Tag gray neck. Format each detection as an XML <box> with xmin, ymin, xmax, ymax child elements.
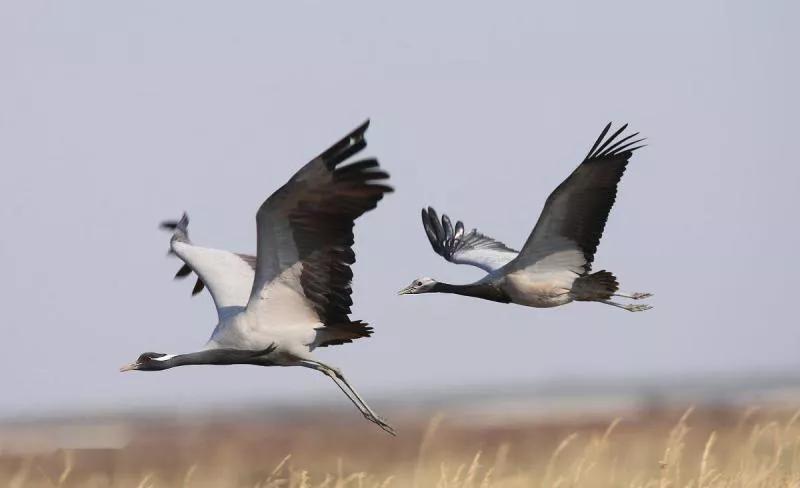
<box><xmin>431</xmin><ymin>282</ymin><xmax>510</xmax><ymax>303</ymax></box>
<box><xmin>147</xmin><ymin>347</ymin><xmax>276</xmax><ymax>370</ymax></box>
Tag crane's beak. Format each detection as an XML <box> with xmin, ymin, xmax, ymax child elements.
<box><xmin>397</xmin><ymin>285</ymin><xmax>414</xmax><ymax>295</ymax></box>
<box><xmin>119</xmin><ymin>362</ymin><xmax>139</xmax><ymax>372</ymax></box>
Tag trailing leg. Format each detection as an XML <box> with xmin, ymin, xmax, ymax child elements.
<box><xmin>600</xmin><ymin>299</ymin><xmax>652</xmax><ymax>312</ymax></box>
<box><xmin>613</xmin><ymin>291</ymin><xmax>653</xmax><ymax>300</ymax></box>
<box><xmin>300</xmin><ymin>359</ymin><xmax>396</xmax><ymax>436</ymax></box>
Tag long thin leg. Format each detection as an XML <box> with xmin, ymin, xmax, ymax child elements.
<box><xmin>324</xmin><ymin>366</ymin><xmax>397</xmax><ymax>436</ymax></box>
<box><xmin>316</xmin><ymin>362</ymin><xmax>391</xmax><ymax>429</ymax></box>
<box><xmin>300</xmin><ymin>361</ymin><xmax>364</xmax><ymax>412</ymax></box>
<box><xmin>613</xmin><ymin>291</ymin><xmax>653</xmax><ymax>300</ymax></box>
<box><xmin>300</xmin><ymin>360</ymin><xmax>396</xmax><ymax>436</ymax></box>
<box><xmin>331</xmin><ymin>370</ymin><xmax>385</xmax><ymax>424</ymax></box>
<box><xmin>600</xmin><ymin>299</ymin><xmax>652</xmax><ymax>312</ymax></box>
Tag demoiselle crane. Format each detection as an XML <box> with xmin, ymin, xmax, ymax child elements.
<box><xmin>121</xmin><ymin>121</ymin><xmax>396</xmax><ymax>435</ymax></box>
<box><xmin>399</xmin><ymin>123</ymin><xmax>652</xmax><ymax>312</ymax></box>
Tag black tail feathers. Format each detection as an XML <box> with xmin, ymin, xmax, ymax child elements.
<box><xmin>572</xmin><ymin>270</ymin><xmax>619</xmax><ymax>301</ymax></box>
<box><xmin>317</xmin><ymin>320</ymin><xmax>373</xmax><ymax>347</ymax></box>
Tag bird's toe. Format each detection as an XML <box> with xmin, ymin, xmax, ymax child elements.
<box><xmin>379</xmin><ymin>421</ymin><xmax>398</xmax><ymax>436</ymax></box>
<box><xmin>365</xmin><ymin>413</ymin><xmax>396</xmax><ymax>435</ymax></box>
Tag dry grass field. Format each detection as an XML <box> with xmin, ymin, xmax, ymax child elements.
<box><xmin>3</xmin><ymin>403</ymin><xmax>800</xmax><ymax>488</ymax></box>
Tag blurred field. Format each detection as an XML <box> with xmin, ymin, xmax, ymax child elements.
<box><xmin>3</xmin><ymin>402</ymin><xmax>800</xmax><ymax>488</ymax></box>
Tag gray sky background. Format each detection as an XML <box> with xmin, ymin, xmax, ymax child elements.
<box><xmin>1</xmin><ymin>1</ymin><xmax>798</xmax><ymax>416</ymax></box>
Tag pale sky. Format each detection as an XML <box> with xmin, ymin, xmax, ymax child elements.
<box><xmin>1</xmin><ymin>1</ymin><xmax>798</xmax><ymax>416</ymax></box>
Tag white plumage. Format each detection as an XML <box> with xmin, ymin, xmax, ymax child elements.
<box><xmin>170</xmin><ymin>238</ymin><xmax>255</xmax><ymax>321</ymax></box>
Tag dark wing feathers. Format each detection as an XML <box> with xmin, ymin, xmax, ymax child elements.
<box><xmin>160</xmin><ymin>213</ymin><xmax>190</xmax><ymax>243</ymax></box>
<box><xmin>600</xmin><ymin>131</ymin><xmax>643</xmax><ymax>156</ymax></box>
<box><xmin>191</xmin><ymin>278</ymin><xmax>205</xmax><ymax>295</ymax></box>
<box><xmin>518</xmin><ymin>122</ymin><xmax>644</xmax><ymax>271</ymax></box>
<box><xmin>421</xmin><ymin>207</ymin><xmax>518</xmax><ymax>272</ymax></box>
<box><xmin>454</xmin><ymin>220</ymin><xmax>465</xmax><ymax>240</ymax></box>
<box><xmin>584</xmin><ymin>122</ymin><xmax>646</xmax><ymax>160</ymax></box>
<box><xmin>291</xmin><ymin>157</ymin><xmax>391</xmax><ymax>345</ymax></box>
<box><xmin>315</xmin><ymin>120</ymin><xmax>369</xmax><ymax>171</ymax></box>
<box><xmin>423</xmin><ymin>207</ymin><xmax>517</xmax><ymax>257</ymax></box>
<box><xmin>249</xmin><ymin>121</ymin><xmax>391</xmax><ymax>347</ymax></box>
<box><xmin>174</xmin><ymin>264</ymin><xmax>192</xmax><ymax>278</ymax></box>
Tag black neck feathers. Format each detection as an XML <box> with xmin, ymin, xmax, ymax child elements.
<box><xmin>140</xmin><ymin>346</ymin><xmax>277</xmax><ymax>371</ymax></box>
<box><xmin>431</xmin><ymin>282</ymin><xmax>510</xmax><ymax>303</ymax></box>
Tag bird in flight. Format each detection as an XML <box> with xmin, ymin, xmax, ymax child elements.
<box><xmin>399</xmin><ymin>123</ymin><xmax>652</xmax><ymax>313</ymax></box>
<box><xmin>121</xmin><ymin>121</ymin><xmax>396</xmax><ymax>435</ymax></box>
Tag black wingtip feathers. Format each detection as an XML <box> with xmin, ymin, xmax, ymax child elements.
<box><xmin>192</xmin><ymin>278</ymin><xmax>205</xmax><ymax>296</ymax></box>
<box><xmin>586</xmin><ymin>123</ymin><xmax>646</xmax><ymax>160</ymax></box>
<box><xmin>174</xmin><ymin>264</ymin><xmax>192</xmax><ymax>279</ymax></box>
<box><xmin>317</xmin><ymin>121</ymin><xmax>371</xmax><ymax>170</ymax></box>
<box><xmin>160</xmin><ymin>212</ymin><xmax>189</xmax><ymax>232</ymax></box>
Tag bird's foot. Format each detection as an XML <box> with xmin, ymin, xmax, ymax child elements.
<box><xmin>625</xmin><ymin>303</ymin><xmax>653</xmax><ymax>312</ymax></box>
<box><xmin>630</xmin><ymin>292</ymin><xmax>653</xmax><ymax>300</ymax></box>
<box><xmin>365</xmin><ymin>413</ymin><xmax>397</xmax><ymax>436</ymax></box>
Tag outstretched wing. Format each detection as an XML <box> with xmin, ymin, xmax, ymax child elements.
<box><xmin>509</xmin><ymin>123</ymin><xmax>645</xmax><ymax>275</ymax></box>
<box><xmin>421</xmin><ymin>207</ymin><xmax>517</xmax><ymax>273</ymax></box>
<box><xmin>244</xmin><ymin>121</ymin><xmax>392</xmax><ymax>347</ymax></box>
<box><xmin>161</xmin><ymin>213</ymin><xmax>256</xmax><ymax>322</ymax></box>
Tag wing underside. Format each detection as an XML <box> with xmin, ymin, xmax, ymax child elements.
<box><xmin>161</xmin><ymin>214</ymin><xmax>256</xmax><ymax>322</ymax></box>
<box><xmin>421</xmin><ymin>207</ymin><xmax>518</xmax><ymax>273</ymax></box>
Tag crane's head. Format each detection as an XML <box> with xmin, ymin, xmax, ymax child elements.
<box><xmin>398</xmin><ymin>277</ymin><xmax>438</xmax><ymax>295</ymax></box>
<box><xmin>120</xmin><ymin>352</ymin><xmax>176</xmax><ymax>372</ymax></box>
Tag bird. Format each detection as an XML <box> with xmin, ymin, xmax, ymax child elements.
<box><xmin>120</xmin><ymin>121</ymin><xmax>396</xmax><ymax>435</ymax></box>
<box><xmin>399</xmin><ymin>122</ymin><xmax>652</xmax><ymax>313</ymax></box>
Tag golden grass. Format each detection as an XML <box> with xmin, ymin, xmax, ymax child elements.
<box><xmin>3</xmin><ymin>405</ymin><xmax>800</xmax><ymax>487</ymax></box>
